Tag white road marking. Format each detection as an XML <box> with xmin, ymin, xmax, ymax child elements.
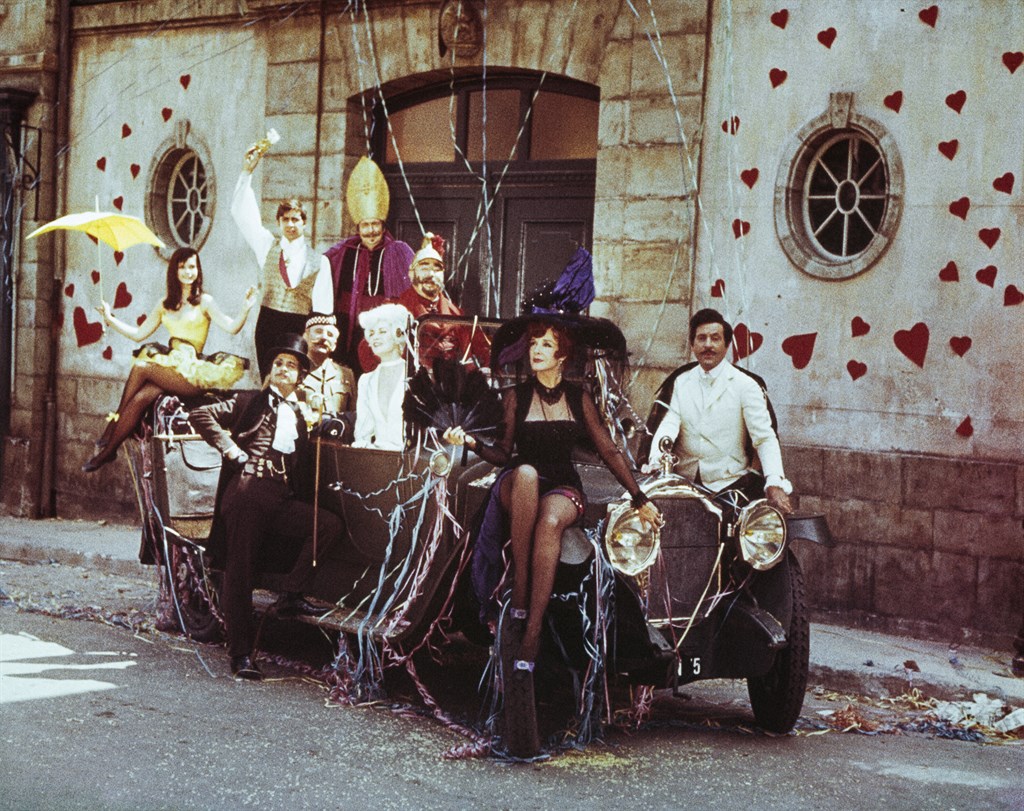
<box><xmin>0</xmin><ymin>632</ymin><xmax>136</xmax><ymax>704</ymax></box>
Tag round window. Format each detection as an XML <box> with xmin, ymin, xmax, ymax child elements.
<box><xmin>775</xmin><ymin>99</ymin><xmax>903</xmax><ymax>280</ymax></box>
<box><xmin>146</xmin><ymin>132</ymin><xmax>216</xmax><ymax>257</ymax></box>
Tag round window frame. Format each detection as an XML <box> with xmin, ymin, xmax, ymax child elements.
<box><xmin>146</xmin><ymin>128</ymin><xmax>216</xmax><ymax>260</ymax></box>
<box><xmin>774</xmin><ymin>100</ymin><xmax>903</xmax><ymax>280</ymax></box>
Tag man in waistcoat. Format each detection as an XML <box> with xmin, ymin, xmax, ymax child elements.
<box><xmin>191</xmin><ymin>334</ymin><xmax>342</xmax><ymax>681</ymax></box>
<box><xmin>232</xmin><ymin>143</ymin><xmax>333</xmax><ymax>378</ymax></box>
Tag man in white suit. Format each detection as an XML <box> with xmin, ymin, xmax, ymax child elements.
<box><xmin>646</xmin><ymin>308</ymin><xmax>793</xmax><ymax>513</ymax></box>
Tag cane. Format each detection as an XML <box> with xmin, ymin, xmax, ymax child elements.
<box><xmin>312</xmin><ymin>432</ymin><xmax>322</xmax><ymax>567</ymax></box>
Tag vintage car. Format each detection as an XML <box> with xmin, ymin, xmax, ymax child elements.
<box><xmin>131</xmin><ymin>312</ymin><xmax>833</xmax><ymax>750</ymax></box>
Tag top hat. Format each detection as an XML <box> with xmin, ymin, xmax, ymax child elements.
<box><xmin>269</xmin><ymin>333</ymin><xmax>311</xmax><ymax>373</ymax></box>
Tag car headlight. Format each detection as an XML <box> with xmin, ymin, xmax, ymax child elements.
<box><xmin>604</xmin><ymin>503</ymin><xmax>660</xmax><ymax>576</ymax></box>
<box><xmin>737</xmin><ymin>500</ymin><xmax>786</xmax><ymax>570</ymax></box>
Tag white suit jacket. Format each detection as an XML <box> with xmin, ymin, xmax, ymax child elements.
<box><xmin>649</xmin><ymin>361</ymin><xmax>785</xmax><ymax>492</ymax></box>
<box><xmin>352</xmin><ymin>361</ymin><xmax>405</xmax><ymax>450</ymax></box>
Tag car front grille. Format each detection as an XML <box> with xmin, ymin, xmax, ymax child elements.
<box><xmin>645</xmin><ymin>496</ymin><xmax>722</xmax><ymax>626</ymax></box>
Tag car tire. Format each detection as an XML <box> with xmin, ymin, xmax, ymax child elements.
<box><xmin>746</xmin><ymin>551</ymin><xmax>809</xmax><ymax>733</ymax></box>
<box><xmin>166</xmin><ymin>543</ymin><xmax>222</xmax><ymax>643</ymax></box>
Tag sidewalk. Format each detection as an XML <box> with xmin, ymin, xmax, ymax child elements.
<box><xmin>2</xmin><ymin>515</ymin><xmax>1022</xmax><ymax>707</ymax></box>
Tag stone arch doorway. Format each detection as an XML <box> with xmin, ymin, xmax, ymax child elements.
<box><xmin>365</xmin><ymin>70</ymin><xmax>598</xmax><ymax>318</ymax></box>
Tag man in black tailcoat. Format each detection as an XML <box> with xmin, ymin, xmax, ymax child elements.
<box><xmin>191</xmin><ymin>334</ymin><xmax>341</xmax><ymax>680</ymax></box>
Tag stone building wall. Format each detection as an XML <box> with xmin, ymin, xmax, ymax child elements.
<box><xmin>0</xmin><ymin>0</ymin><xmax>61</xmax><ymax>516</ymax></box>
<box><xmin>791</xmin><ymin>445</ymin><xmax>1023</xmax><ymax>647</ymax></box>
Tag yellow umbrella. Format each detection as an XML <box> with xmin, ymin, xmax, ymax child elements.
<box><xmin>26</xmin><ymin>211</ymin><xmax>165</xmax><ymax>251</ymax></box>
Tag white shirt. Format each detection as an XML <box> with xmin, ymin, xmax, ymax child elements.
<box><xmin>231</xmin><ymin>173</ymin><xmax>333</xmax><ymax>313</ymax></box>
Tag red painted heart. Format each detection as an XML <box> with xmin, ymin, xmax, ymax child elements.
<box><xmin>72</xmin><ymin>306</ymin><xmax>103</xmax><ymax>347</ymax></box>
<box><xmin>95</xmin><ymin>156</ymin><xmax>106</xmax><ymax>171</ymax></box>
<box><xmin>948</xmin><ymin>197</ymin><xmax>970</xmax><ymax>220</ymax></box>
<box><xmin>130</xmin><ymin>163</ymin><xmax>141</xmax><ymax>180</ymax></box>
<box><xmin>769</xmin><ymin>68</ymin><xmax>788</xmax><ymax>88</ymax></box>
<box><xmin>1003</xmin><ymin>51</ymin><xmax>1024</xmax><ymax>74</ymax></box>
<box><xmin>949</xmin><ymin>336</ymin><xmax>972</xmax><ymax>357</ymax></box>
<box><xmin>947</xmin><ymin>336</ymin><xmax>972</xmax><ymax>359</ymax></box>
<box><xmin>978</xmin><ymin>228</ymin><xmax>1001</xmax><ymax>249</ymax></box>
<box><xmin>136</xmin><ymin>313</ymin><xmax>147</xmax><ymax>326</ymax></box>
<box><xmin>846</xmin><ymin>360</ymin><xmax>867</xmax><ymax>380</ymax></box>
<box><xmin>112</xmin><ymin>196</ymin><xmax>124</xmax><ymax>211</ymax></box>
<box><xmin>975</xmin><ymin>265</ymin><xmax>997</xmax><ymax>287</ymax></box>
<box><xmin>781</xmin><ymin>333</ymin><xmax>817</xmax><ymax>370</ymax></box>
<box><xmin>740</xmin><ymin>168</ymin><xmax>759</xmax><ymax>189</ymax></box>
<box><xmin>113</xmin><ymin>251</ymin><xmax>124</xmax><ymax>266</ymax></box>
<box><xmin>918</xmin><ymin>5</ymin><xmax>938</xmax><ymax>27</ymax></box>
<box><xmin>721</xmin><ymin>116</ymin><xmax>740</xmax><ymax>135</ymax></box>
<box><xmin>711</xmin><ymin>279</ymin><xmax>725</xmax><ymax>298</ymax></box>
<box><xmin>1005</xmin><ymin>285</ymin><xmax>1024</xmax><ymax>306</ymax></box>
<box><xmin>992</xmin><ymin>172</ymin><xmax>1014</xmax><ymax>194</ymax></box>
<box><xmin>90</xmin><ymin>270</ymin><xmax>100</xmax><ymax>284</ymax></box>
<box><xmin>732</xmin><ymin>323</ymin><xmax>763</xmax><ymax>361</ymax></box>
<box><xmin>938</xmin><ymin>261</ymin><xmax>959</xmax><ymax>282</ymax></box>
<box><xmin>87</xmin><ymin>234</ymin><xmax>99</xmax><ymax>246</ymax></box>
<box><xmin>883</xmin><ymin>91</ymin><xmax>903</xmax><ymax>113</ymax></box>
<box><xmin>121</xmin><ymin>123</ymin><xmax>132</xmax><ymax>138</ymax></box>
<box><xmin>955</xmin><ymin>417</ymin><xmax>973</xmax><ymax>438</ymax></box>
<box><xmin>102</xmin><ymin>346</ymin><xmax>113</xmax><ymax>361</ymax></box>
<box><xmin>893</xmin><ymin>322</ymin><xmax>929</xmax><ymax>368</ymax></box>
<box><xmin>64</xmin><ymin>283</ymin><xmax>75</xmax><ymax>297</ymax></box>
<box><xmin>114</xmin><ymin>281</ymin><xmax>132</xmax><ymax>309</ymax></box>
<box><xmin>937</xmin><ymin>139</ymin><xmax>958</xmax><ymax>160</ymax></box>
<box><xmin>851</xmin><ymin>316</ymin><xmax>870</xmax><ymax>337</ymax></box>
<box><xmin>945</xmin><ymin>90</ymin><xmax>966</xmax><ymax>114</ymax></box>
<box><xmin>770</xmin><ymin>9</ymin><xmax>788</xmax><ymax>28</ymax></box>
<box><xmin>161</xmin><ymin>107</ymin><xmax>173</xmax><ymax>122</ymax></box>
<box><xmin>732</xmin><ymin>219</ymin><xmax>750</xmax><ymax>238</ymax></box>
<box><xmin>179</xmin><ymin>74</ymin><xmax>191</xmax><ymax>90</ymax></box>
<box><xmin>817</xmin><ymin>27</ymin><xmax>836</xmax><ymax>48</ymax></box>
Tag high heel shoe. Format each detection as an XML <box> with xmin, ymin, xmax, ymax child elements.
<box><xmin>499</xmin><ymin>606</ymin><xmax>541</xmax><ymax>759</ymax></box>
<box><xmin>82</xmin><ymin>448</ymin><xmax>117</xmax><ymax>473</ymax></box>
<box><xmin>93</xmin><ymin>412</ymin><xmax>120</xmax><ymax>451</ymax></box>
<box><xmin>503</xmin><ymin>657</ymin><xmax>541</xmax><ymax>758</ymax></box>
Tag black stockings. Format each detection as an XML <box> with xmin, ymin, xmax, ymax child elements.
<box><xmin>499</xmin><ymin>465</ymin><xmax>578</xmax><ymax>663</ymax></box>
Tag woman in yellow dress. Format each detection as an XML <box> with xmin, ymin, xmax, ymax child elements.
<box><xmin>83</xmin><ymin>247</ymin><xmax>258</xmax><ymax>472</ymax></box>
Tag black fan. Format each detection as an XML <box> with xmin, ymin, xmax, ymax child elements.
<box><xmin>404</xmin><ymin>358</ymin><xmax>504</xmax><ymax>441</ymax></box>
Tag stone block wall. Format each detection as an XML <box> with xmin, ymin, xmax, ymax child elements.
<box><xmin>789</xmin><ymin>445</ymin><xmax>1024</xmax><ymax>647</ymax></box>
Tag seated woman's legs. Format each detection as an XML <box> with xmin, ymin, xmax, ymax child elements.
<box><xmin>518</xmin><ymin>493</ymin><xmax>578</xmax><ymax>664</ymax></box>
<box><xmin>85</xmin><ymin>364</ymin><xmax>202</xmax><ymax>470</ymax></box>
<box><xmin>95</xmin><ymin>364</ymin><xmax>152</xmax><ymax>447</ymax></box>
<box><xmin>500</xmin><ymin>466</ymin><xmax>540</xmax><ymax>614</ymax></box>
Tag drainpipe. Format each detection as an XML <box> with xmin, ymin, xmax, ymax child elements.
<box><xmin>38</xmin><ymin>0</ymin><xmax>72</xmax><ymax>517</ymax></box>
<box><xmin>310</xmin><ymin>0</ymin><xmax>327</xmax><ymax>245</ymax></box>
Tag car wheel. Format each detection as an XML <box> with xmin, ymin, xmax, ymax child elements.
<box><xmin>166</xmin><ymin>543</ymin><xmax>222</xmax><ymax>643</ymax></box>
<box><xmin>747</xmin><ymin>551</ymin><xmax>809</xmax><ymax>733</ymax></box>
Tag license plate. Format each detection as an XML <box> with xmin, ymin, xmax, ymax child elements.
<box><xmin>677</xmin><ymin>656</ymin><xmax>702</xmax><ymax>677</ymax></box>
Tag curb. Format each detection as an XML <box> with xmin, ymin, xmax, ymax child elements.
<box><xmin>0</xmin><ymin>540</ymin><xmax>147</xmax><ymax>580</ymax></box>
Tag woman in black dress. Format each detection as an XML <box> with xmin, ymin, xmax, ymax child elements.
<box><xmin>444</xmin><ymin>318</ymin><xmax>660</xmax><ymax>755</ymax></box>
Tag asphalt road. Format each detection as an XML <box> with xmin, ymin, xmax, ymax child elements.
<box><xmin>2</xmin><ymin>560</ymin><xmax>1022</xmax><ymax>811</ymax></box>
